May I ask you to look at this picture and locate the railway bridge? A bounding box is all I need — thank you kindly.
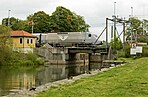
[36,43,112,72]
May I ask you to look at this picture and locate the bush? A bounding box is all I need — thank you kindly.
[142,46,148,57]
[117,44,148,58]
[117,43,131,58]
[26,52,37,63]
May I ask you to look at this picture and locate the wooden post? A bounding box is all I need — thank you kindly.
[123,22,125,45]
[88,53,91,71]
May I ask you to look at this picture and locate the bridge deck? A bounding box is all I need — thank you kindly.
[67,47,109,54]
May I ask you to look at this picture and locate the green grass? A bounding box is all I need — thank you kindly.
[37,57,148,97]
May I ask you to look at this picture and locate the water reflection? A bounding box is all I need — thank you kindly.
[0,66,36,96]
[0,64,86,96]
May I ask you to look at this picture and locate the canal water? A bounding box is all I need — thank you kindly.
[0,64,89,96]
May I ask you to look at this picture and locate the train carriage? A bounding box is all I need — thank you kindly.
[46,32,102,47]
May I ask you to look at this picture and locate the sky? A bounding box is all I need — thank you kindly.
[0,0,148,40]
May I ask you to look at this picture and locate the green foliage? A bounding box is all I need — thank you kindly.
[117,43,131,58]
[49,6,89,32]
[0,24,11,34]
[2,17,17,27]
[137,35,148,44]
[27,11,51,33]
[1,6,89,33]
[0,25,13,65]
[110,36,123,53]
[142,46,148,57]
[26,52,38,62]
[2,17,29,31]
[143,19,148,35]
[0,50,44,66]
[126,18,148,43]
[129,17,143,34]
[0,46,13,65]
[11,20,29,31]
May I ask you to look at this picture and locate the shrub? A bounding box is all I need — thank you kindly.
[117,43,131,58]
[142,46,148,57]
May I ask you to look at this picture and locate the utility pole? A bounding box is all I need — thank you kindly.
[113,2,117,50]
[130,7,133,44]
[8,10,11,26]
[131,7,133,17]
[112,2,117,40]
[114,2,116,16]
[106,18,108,48]
[123,19,125,44]
[31,21,34,34]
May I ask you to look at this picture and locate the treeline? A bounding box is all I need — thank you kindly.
[2,6,89,33]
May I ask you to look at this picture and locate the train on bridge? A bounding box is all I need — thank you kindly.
[34,32,102,47]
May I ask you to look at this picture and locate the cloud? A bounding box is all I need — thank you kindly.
[0,0,56,20]
[0,0,148,27]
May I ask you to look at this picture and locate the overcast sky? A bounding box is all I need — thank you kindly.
[0,0,148,35]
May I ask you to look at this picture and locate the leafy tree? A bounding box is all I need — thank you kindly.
[11,20,29,31]
[49,6,89,32]
[2,17,30,31]
[129,18,143,33]
[143,19,148,35]
[126,17,148,43]
[27,11,51,33]
[0,25,12,45]
[2,17,18,27]
[0,25,13,65]
[126,17,143,41]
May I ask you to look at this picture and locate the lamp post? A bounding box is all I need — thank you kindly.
[113,2,117,48]
[8,10,11,26]
[31,21,34,34]
[131,7,133,17]
[114,2,116,16]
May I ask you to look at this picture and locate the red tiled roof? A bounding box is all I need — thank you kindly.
[10,30,37,38]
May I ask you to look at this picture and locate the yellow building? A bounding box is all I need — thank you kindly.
[11,30,37,53]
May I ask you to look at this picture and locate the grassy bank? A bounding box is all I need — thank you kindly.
[37,57,148,97]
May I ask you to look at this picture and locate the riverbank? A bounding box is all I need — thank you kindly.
[36,57,148,97]
[4,60,127,97]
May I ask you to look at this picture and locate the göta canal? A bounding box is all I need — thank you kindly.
[0,61,101,96]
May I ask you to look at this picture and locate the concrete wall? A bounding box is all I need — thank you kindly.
[89,53,102,70]
[35,47,89,65]
[35,46,108,70]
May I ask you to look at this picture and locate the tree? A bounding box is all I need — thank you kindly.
[2,17,30,31]
[49,6,89,32]
[126,17,148,43]
[27,11,51,33]
[129,17,143,35]
[2,17,18,27]
[0,25,12,45]
[126,17,143,41]
[1,7,89,33]
[11,20,29,31]
[0,25,13,65]
[143,19,148,35]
